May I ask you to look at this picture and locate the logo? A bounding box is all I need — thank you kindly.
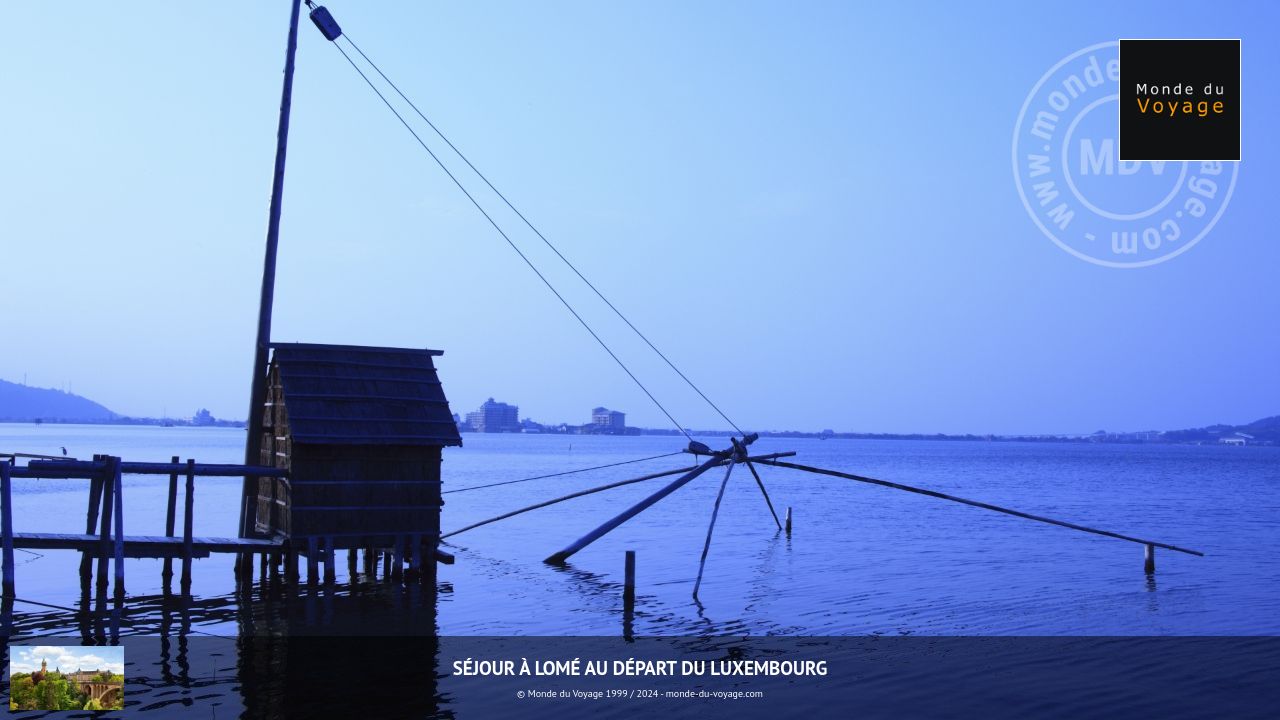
[1012,42,1238,268]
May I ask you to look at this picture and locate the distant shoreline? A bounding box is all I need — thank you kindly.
[4,418,1273,446]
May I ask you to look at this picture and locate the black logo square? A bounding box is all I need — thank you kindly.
[1119,39,1240,161]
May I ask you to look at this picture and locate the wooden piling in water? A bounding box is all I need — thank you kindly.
[383,550,392,579]
[95,461,115,593]
[80,461,105,584]
[307,537,318,585]
[1145,544,1156,574]
[110,457,125,600]
[347,548,357,580]
[163,455,178,582]
[408,534,421,581]
[322,537,336,584]
[623,549,635,611]
[785,507,792,536]
[181,459,195,592]
[1,461,15,600]
[391,536,404,582]
[363,546,375,576]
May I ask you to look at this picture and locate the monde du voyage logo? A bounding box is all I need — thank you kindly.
[1012,40,1240,268]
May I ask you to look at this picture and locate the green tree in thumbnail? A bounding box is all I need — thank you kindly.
[8,674,34,710]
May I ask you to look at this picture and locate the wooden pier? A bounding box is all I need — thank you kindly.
[2,455,288,600]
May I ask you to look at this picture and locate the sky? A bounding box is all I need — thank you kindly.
[10,645,125,676]
[1,1,1276,435]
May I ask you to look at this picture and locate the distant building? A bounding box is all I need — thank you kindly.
[466,398,521,433]
[588,406,627,434]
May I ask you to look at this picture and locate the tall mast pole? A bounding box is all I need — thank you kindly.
[240,0,304,543]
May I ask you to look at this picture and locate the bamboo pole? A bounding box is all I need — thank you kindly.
[757,459,1204,557]
[442,464,702,540]
[743,460,782,530]
[692,461,736,601]
[545,453,728,565]
[442,454,795,543]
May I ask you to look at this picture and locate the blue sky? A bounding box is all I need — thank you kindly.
[10,645,125,676]
[1,1,1275,434]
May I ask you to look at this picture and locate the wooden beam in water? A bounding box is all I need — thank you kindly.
[743,459,782,530]
[545,453,728,565]
[1,461,14,600]
[110,457,125,600]
[757,459,1205,557]
[95,462,114,593]
[80,465,105,583]
[162,455,178,582]
[181,459,196,592]
[692,461,736,601]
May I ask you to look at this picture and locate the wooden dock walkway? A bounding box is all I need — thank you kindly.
[10,533,282,558]
[2,454,290,601]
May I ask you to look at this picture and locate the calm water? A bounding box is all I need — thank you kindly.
[2,425,1278,717]
[3,424,1277,636]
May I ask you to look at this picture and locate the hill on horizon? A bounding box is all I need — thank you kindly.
[0,378,117,422]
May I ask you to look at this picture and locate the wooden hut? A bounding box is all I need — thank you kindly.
[249,343,461,562]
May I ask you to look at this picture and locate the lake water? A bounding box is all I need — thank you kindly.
[3,424,1276,635]
[2,425,1278,717]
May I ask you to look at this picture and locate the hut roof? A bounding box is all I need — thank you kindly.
[270,343,462,446]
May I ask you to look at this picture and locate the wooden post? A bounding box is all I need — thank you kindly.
[323,537,336,584]
[162,455,179,581]
[80,462,105,584]
[307,537,318,585]
[240,0,304,543]
[785,507,792,536]
[111,457,125,600]
[95,460,115,593]
[181,459,195,592]
[693,461,736,601]
[408,534,421,581]
[391,536,404,582]
[363,546,375,575]
[383,549,392,579]
[347,548,357,580]
[1144,544,1156,574]
[545,452,726,564]
[259,550,269,579]
[285,548,298,583]
[1,461,15,600]
[623,550,635,611]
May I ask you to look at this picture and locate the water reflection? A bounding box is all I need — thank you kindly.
[3,573,448,718]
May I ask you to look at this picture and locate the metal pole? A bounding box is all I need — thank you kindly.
[545,452,727,564]
[241,0,304,542]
